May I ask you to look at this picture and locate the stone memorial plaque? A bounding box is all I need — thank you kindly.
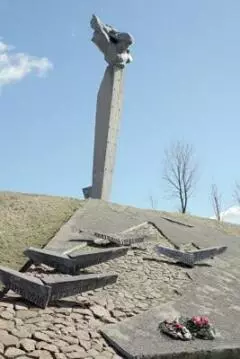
[24,247,71,272]
[68,246,128,269]
[155,245,227,267]
[42,272,117,301]
[0,266,51,308]
[0,266,118,308]
[24,246,128,274]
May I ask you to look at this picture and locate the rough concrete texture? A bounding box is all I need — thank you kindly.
[91,66,124,200]
[48,199,240,358]
[1,199,240,358]
[47,199,238,253]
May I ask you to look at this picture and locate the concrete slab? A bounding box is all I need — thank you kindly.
[47,200,239,259]
[45,200,240,357]
[24,246,128,274]
[101,301,240,358]
[101,248,240,358]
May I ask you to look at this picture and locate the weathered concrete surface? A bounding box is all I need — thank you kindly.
[90,66,124,201]
[47,199,239,254]
[102,301,240,358]
[101,262,240,358]
[45,199,240,358]
[24,246,128,273]
[1,199,239,358]
[100,225,240,358]
[0,265,118,308]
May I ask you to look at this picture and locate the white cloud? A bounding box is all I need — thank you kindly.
[211,206,240,225]
[0,39,53,88]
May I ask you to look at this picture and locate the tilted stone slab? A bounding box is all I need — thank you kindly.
[92,231,145,246]
[0,266,117,308]
[101,301,240,359]
[24,246,128,274]
[24,247,71,273]
[68,247,128,270]
[42,272,117,301]
[0,266,51,308]
[155,245,227,267]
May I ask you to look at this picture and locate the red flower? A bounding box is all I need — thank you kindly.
[174,323,184,329]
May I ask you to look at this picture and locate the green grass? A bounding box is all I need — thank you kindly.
[0,192,83,269]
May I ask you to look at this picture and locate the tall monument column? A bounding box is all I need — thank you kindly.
[82,15,134,201]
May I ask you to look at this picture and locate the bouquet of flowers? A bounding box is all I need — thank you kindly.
[159,315,216,341]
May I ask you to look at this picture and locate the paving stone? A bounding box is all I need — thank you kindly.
[21,324,38,335]
[54,308,72,315]
[70,313,83,322]
[61,344,81,353]
[33,332,52,343]
[11,327,31,338]
[100,351,113,358]
[0,318,14,331]
[75,329,90,341]
[35,342,59,353]
[65,349,87,359]
[4,347,26,358]
[90,305,112,322]
[15,303,28,310]
[28,349,54,358]
[92,342,103,352]
[20,338,36,352]
[52,339,68,349]
[14,318,24,326]
[35,321,51,330]
[79,339,91,351]
[57,335,78,345]
[0,310,14,320]
[55,354,67,359]
[88,317,102,329]
[0,303,14,310]
[0,343,3,354]
[0,330,19,346]
[87,348,100,357]
[16,310,38,320]
[72,308,92,316]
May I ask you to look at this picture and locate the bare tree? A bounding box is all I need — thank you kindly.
[211,184,222,221]
[234,182,240,205]
[163,141,198,214]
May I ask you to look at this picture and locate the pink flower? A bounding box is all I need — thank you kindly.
[192,316,201,326]
[192,316,210,327]
[201,316,209,325]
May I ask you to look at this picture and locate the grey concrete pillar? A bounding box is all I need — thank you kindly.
[82,15,134,201]
[91,65,124,200]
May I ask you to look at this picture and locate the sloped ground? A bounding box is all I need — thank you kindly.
[0,194,240,358]
[1,192,240,270]
[0,192,82,269]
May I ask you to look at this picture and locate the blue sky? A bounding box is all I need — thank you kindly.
[1,0,240,217]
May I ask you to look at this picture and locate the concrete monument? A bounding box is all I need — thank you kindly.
[83,15,134,200]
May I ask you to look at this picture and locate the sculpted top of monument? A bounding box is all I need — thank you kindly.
[90,14,134,68]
